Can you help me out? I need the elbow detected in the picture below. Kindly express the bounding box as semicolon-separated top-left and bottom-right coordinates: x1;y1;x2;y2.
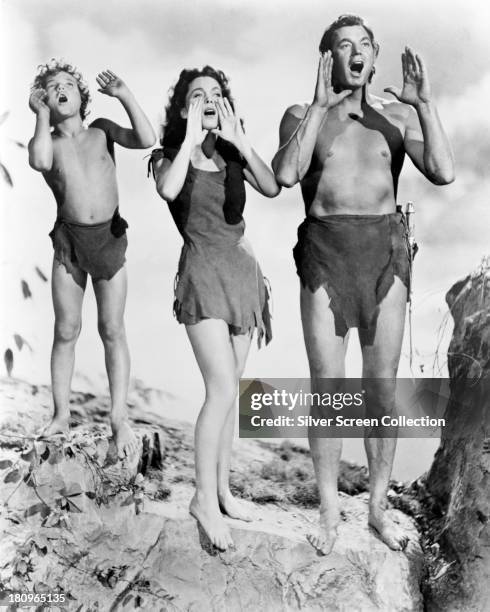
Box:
156;183;176;203
28;156;51;172
141;133;157;149
264;183;282;198
275;172;298;189
430;169;455;186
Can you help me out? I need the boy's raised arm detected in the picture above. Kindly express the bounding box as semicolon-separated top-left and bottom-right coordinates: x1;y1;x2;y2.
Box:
91;70;155;149
28;89;53;172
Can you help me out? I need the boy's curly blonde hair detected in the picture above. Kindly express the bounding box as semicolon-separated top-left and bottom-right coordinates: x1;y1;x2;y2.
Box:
32;59;91;120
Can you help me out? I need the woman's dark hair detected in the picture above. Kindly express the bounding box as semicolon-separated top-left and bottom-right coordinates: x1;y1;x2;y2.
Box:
162;65;234;147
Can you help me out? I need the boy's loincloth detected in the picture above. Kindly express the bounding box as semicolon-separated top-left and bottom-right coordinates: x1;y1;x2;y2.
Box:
293;212;410;345
49;207;128;286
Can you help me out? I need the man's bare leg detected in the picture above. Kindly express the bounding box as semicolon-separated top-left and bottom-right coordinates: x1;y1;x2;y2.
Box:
360;277;409;551
217;331;253;522
186;319;237;550
43;258;87;437
93;266;137;459
301;285;350;555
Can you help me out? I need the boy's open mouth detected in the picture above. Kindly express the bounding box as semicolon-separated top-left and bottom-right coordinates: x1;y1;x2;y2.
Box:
349;60;364;74
58;94;68;103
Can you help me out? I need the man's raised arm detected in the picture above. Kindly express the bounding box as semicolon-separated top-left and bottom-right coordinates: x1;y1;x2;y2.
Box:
384;47;455;185
272;51;351;187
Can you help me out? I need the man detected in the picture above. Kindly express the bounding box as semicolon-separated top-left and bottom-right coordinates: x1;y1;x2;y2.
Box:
28;61;155;458
272;15;454;553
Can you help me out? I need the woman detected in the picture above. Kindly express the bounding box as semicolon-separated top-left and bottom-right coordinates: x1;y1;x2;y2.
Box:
150;66;279;550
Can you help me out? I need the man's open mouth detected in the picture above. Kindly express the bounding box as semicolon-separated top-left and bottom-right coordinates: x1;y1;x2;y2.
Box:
349;61;364;74
58;94;68;103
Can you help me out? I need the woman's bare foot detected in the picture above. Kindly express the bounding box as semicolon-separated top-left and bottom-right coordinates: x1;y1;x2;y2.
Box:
37;415;69;440
218;490;253;522
369;508;409;551
307;504;340;555
189;494;234;551
111;419;138;460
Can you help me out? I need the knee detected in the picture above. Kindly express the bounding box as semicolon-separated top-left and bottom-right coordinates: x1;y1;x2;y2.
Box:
205;379;237;408
309;355;344;379
98;319;125;343
54;319;81;343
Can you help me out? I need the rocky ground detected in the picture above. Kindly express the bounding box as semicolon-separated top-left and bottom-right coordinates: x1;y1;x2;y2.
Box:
0;378;425;611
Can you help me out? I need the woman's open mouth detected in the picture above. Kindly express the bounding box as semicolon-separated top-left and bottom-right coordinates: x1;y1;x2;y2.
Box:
203;108;216;117
58;93;68;103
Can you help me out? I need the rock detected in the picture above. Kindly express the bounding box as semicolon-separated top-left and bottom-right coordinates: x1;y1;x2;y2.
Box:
424;261;490;611
0;379;424;611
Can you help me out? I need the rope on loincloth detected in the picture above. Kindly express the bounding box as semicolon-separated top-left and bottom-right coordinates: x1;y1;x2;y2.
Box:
398;201;419;372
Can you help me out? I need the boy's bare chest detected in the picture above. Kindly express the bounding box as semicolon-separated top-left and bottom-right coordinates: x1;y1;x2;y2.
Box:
51;131;114;180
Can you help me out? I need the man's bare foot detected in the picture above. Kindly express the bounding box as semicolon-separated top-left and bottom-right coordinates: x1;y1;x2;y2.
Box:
37;415;69;440
189;494;234;551
307;505;340;555
111;419;138;460
218;491;253;522
369;509;409;551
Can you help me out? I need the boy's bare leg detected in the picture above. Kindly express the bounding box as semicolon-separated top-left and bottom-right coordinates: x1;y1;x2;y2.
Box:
43;258;87;437
217;331;253;522
92;266;137;459
186;319;238;551
301;285;350;555
360;277;409;551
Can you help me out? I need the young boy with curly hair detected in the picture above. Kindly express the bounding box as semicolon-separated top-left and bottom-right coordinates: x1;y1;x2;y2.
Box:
28;60;155;458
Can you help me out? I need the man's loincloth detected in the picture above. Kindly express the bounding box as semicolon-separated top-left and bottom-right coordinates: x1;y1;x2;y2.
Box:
293;212;410;345
49;207;128;286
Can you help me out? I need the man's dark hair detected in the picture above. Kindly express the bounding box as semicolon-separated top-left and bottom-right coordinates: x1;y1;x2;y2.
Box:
319;14;379;55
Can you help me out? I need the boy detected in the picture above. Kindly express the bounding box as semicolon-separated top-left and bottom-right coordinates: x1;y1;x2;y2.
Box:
28;60;155;458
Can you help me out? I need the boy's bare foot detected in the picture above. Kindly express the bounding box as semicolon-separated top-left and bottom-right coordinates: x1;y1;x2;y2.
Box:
218;491;253;522
369;509;409;551
189;494;234;551
307;505;340;555
37;415;69;440
111;419;138;460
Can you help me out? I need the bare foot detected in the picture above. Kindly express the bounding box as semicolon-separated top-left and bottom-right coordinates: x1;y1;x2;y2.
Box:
111;420;138;460
37;415;69;440
369;510;409;551
218;491;253;522
307;505;340;555
189;494;234;551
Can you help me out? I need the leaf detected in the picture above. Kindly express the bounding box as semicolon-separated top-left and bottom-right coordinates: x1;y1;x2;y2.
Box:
67;499;82;513
20;448;36;463
4;469;21;483
14;334;33;353
25;502;49;518
35;266;48;282
0;161;13;187
13;140;26;149
120;494;134;507
60;482;83;497
40;446;50;462
0;459;13;470
4;349;13;376
0;110;9;126
85;491;96;500
21;280;32;299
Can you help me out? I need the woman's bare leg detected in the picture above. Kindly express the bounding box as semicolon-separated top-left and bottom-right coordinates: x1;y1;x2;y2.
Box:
186;319;238;550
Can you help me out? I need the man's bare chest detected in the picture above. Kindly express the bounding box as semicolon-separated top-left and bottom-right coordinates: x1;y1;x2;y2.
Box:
313;112;405;167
